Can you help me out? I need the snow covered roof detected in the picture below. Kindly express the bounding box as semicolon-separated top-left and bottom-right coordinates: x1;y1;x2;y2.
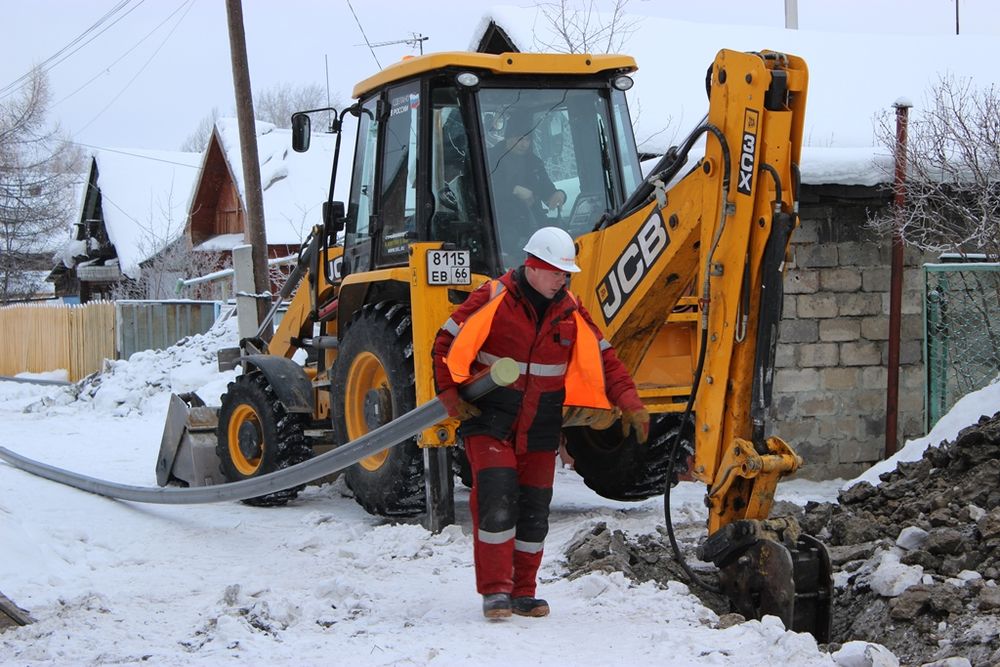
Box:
212;118;348;244
473;7;997;186
86;148;202;278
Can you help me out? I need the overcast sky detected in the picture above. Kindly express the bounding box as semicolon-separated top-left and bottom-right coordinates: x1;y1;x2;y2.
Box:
3;0;996;152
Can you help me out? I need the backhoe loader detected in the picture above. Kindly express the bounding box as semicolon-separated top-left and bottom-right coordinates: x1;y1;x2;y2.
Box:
163;49;830;637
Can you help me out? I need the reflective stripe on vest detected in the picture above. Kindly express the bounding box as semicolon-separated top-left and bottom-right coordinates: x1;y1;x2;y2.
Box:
476;351;567;378
444;280;612;410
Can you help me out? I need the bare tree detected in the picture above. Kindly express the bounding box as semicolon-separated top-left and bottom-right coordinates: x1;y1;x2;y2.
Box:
180;107;221;153
0;68;75;303
868;75;1000;257
534;0;639;54
107;184;232;301
255;82;335;129
180;83;341;152
113;236;230;301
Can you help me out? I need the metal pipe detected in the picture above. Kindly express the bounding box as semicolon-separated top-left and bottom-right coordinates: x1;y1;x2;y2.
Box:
784;0;798;29
0;359;519;505
885;100;911;459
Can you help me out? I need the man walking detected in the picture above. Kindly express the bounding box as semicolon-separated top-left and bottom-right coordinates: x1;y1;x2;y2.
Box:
432;226;649;619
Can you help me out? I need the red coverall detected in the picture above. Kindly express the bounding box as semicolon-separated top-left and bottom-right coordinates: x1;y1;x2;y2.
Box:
432;267;644;598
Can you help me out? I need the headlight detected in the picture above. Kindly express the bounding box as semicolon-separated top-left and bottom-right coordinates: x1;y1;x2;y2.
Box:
612;75;634;91
456;72;480;88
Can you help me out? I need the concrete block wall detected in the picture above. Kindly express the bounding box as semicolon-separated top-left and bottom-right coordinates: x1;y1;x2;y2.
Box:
766;188;925;480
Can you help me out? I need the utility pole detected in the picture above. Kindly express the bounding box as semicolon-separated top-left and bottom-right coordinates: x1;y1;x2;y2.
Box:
225;0;271;338
784;0;798;29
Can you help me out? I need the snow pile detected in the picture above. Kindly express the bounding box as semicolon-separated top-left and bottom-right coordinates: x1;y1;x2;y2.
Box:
22;314;239;418
848;379;1000;489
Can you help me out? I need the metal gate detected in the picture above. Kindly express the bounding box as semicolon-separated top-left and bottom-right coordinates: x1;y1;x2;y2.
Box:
924;261;1000;429
115;300;221;361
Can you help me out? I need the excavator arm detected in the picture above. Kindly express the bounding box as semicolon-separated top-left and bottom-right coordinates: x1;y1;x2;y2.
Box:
572;49;831;639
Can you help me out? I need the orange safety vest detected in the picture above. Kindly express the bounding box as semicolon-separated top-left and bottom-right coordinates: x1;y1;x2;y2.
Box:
445;280;612;410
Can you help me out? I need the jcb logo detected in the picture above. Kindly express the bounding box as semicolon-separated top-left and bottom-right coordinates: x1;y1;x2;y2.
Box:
737;108;759;195
597;212;670;324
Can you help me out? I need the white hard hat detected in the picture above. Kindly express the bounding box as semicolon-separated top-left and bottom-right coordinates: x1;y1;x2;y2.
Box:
523;227;580;273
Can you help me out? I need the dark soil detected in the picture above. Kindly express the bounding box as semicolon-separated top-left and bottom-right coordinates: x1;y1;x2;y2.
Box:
564;412;1000;667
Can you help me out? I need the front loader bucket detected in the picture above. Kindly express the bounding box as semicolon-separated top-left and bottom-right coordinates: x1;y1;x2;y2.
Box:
155;393;223;487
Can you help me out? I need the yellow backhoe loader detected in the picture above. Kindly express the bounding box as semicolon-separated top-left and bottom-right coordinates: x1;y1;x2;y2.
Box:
160;48;830;638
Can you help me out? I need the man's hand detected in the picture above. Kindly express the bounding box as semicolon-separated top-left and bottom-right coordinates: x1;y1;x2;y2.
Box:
546;189;567;209
621;407;650;444
438;387;481;421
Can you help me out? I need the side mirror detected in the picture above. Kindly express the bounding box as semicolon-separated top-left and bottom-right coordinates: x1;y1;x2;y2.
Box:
291;113;311;152
324;200;346;233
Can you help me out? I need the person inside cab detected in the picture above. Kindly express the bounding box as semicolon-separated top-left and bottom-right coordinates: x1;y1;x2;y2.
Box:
490;112;567;260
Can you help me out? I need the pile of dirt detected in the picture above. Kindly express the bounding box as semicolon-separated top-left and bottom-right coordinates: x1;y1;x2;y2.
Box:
563;412;1000;667
800;411;1000;666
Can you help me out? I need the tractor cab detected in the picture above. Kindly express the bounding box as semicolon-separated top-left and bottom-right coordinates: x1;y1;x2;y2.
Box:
298;52;643;280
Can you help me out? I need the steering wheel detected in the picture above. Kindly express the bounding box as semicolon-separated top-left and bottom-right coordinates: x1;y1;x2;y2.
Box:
438;184;459;212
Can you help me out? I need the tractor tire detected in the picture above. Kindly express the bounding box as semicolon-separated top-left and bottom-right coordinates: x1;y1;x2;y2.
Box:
216;371;313;506
564;413;693;501
332;301;425;517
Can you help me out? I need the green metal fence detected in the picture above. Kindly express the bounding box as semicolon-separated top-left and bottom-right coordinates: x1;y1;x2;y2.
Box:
924;261;1000;429
115;300;221;361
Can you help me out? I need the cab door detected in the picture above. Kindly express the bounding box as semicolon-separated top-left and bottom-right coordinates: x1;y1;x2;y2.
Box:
376;80;422;266
342;80;423;274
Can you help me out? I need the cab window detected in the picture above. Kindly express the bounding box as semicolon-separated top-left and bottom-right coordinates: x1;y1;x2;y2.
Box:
344;96;379;275
429;85;490;275
378;81;420;264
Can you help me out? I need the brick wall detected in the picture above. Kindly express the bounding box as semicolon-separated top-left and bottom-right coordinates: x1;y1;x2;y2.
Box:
767;184;926;480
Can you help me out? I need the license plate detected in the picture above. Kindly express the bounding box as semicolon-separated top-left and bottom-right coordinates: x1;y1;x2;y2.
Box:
426;249;471;285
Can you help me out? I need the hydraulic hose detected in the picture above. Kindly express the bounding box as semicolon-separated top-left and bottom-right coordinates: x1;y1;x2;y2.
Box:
662;123;733;597
0;359;519;506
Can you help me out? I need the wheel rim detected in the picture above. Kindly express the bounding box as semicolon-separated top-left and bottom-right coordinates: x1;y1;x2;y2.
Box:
345;351;392;471
228;403;264;476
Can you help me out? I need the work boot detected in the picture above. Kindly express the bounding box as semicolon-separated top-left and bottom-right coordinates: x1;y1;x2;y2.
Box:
511;596;550;617
482;593;512;619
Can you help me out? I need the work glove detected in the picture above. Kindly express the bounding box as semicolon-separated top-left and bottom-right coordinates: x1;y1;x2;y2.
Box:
438;387;481;421
620;407;650;444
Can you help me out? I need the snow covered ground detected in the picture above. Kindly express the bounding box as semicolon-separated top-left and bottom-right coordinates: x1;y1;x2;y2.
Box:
1;317;993;666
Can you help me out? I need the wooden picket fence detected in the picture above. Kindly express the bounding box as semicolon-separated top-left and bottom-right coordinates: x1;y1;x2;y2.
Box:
0;301;116;381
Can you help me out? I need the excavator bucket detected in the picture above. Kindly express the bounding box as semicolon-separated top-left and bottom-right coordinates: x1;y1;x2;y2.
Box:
700;519;833;642
155;392;224;487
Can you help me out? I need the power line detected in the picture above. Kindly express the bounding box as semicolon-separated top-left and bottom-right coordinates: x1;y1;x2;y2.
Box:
70;141;203;169
0;0;131;97
72;0;195;139
345;0;381;69
52;0;191;109
0;0;146;100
